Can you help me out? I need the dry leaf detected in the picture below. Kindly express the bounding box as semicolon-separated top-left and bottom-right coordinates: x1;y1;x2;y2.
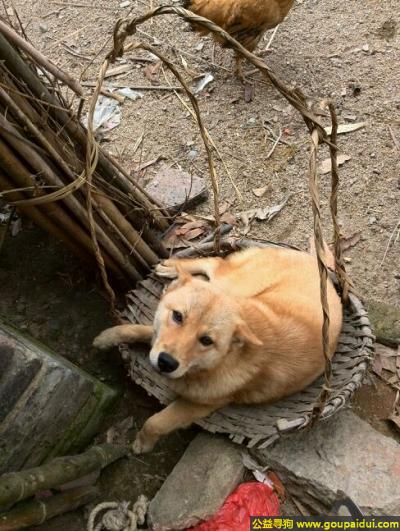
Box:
252;185;269;197
181;227;205;241
104;64;132;78
175;220;208;234
372;355;383;376
324;122;367;135
320;154;352;175
380;356;397;373
338;231;361;252
327;231;362;255
375;344;399;357
220;212;237;225
239;194;290;223
162;221;208;249
267;471;286;500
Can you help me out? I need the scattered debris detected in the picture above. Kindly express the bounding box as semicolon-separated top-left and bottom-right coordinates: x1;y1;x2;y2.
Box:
238;194;290;234
119;0;131;7
144;60;162;84
252;185;269;197
320;154;351;175
85;95;121;135
162;219;209;249
116;87;143;101
372;344;400;385
388;126;399;151
104;64;133;79
193;72;214;94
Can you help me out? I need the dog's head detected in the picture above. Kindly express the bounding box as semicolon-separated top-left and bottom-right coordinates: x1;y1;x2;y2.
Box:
149;266;262;379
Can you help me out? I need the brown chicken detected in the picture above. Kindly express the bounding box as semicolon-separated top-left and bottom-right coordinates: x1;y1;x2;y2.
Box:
182;0;295;80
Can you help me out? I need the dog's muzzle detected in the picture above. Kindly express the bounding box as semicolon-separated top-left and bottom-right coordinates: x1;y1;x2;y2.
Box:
157;352;180;374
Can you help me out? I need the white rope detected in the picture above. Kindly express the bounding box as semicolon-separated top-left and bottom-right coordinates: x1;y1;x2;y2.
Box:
87;496;149;531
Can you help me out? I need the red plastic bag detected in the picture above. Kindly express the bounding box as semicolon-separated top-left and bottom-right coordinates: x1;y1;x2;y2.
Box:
189;481;280;531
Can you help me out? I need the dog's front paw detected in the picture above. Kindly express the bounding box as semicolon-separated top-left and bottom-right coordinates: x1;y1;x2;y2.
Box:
155;259;179;279
92;328;121;350
131;431;157;454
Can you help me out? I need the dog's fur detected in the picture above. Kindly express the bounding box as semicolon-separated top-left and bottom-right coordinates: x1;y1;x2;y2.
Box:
93;247;343;453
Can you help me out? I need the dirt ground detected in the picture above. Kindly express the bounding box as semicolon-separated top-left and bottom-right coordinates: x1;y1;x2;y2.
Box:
1;0;399;527
10;0;400;305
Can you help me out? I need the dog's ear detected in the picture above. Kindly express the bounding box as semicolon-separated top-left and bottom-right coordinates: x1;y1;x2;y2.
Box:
165;263;191;294
234;321;263;347
175;263;191;284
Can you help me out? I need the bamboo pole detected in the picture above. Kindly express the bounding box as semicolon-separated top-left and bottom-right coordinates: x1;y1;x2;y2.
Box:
0;32;168;232
0;444;126;512
0;486;99;530
0;80;155;272
0;134;128;280
0;172;92;265
94;192;159;266
0;118;141;281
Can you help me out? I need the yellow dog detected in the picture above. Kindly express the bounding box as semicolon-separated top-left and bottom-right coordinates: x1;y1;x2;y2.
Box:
94;247;342;453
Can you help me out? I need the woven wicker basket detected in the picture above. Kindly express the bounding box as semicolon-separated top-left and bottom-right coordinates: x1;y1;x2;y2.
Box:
121;238;375;450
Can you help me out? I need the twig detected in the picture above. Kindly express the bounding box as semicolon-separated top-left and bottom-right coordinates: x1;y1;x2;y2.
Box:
81;81;182;91
50;1;115;9
263;25;279;52
0;19;83;96
100;88;125;102
380;218;400;266
265;128;282;159
388;126;400;151
61;42;93;61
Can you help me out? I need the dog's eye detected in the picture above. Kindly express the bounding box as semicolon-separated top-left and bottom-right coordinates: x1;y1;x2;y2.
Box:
172;310;183;324
199;335;213;346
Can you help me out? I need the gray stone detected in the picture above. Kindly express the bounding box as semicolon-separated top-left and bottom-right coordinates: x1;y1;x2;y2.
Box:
367;299;400;346
145;164;208;213
148;433;245;530
254;410;400;515
0;320;118;473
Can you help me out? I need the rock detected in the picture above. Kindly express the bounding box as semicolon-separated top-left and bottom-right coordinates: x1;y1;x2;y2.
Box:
145;164;208;213
0;320;118;474
254;410;400;515
148;433;245;530
367;299;400;346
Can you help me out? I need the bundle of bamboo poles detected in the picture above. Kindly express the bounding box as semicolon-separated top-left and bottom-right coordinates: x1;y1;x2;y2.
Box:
0;19;169;289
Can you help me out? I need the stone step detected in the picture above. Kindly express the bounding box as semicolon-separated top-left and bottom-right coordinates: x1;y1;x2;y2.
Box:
0;320;118;474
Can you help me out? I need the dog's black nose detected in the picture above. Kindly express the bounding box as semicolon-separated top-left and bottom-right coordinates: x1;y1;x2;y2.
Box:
158;352;179;373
